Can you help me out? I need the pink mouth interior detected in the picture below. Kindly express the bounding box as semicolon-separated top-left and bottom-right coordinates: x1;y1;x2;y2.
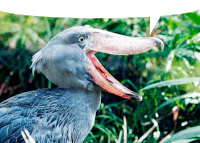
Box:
88;53;142;101
89;55;111;82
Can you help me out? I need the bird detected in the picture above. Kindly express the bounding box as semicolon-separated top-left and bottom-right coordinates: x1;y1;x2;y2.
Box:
0;25;164;143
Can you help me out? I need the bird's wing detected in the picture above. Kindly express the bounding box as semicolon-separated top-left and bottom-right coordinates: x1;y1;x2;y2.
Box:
0;89;63;143
0;88;92;143
0;89;47;143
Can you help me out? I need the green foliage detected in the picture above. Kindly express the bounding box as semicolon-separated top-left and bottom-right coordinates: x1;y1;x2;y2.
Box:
1;10;200;143
165;126;200;143
142;77;200;90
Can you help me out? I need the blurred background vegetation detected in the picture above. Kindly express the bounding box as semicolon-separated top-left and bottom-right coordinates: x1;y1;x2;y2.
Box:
0;10;200;143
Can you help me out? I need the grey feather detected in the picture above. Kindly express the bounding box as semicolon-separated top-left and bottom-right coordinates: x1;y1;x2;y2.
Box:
0;88;101;143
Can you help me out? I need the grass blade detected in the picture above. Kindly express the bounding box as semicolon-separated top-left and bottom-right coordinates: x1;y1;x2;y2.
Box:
153;92;200;114
142;77;200;91
165;126;200;143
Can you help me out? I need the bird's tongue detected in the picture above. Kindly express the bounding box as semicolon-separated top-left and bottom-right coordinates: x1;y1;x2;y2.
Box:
88;55;142;101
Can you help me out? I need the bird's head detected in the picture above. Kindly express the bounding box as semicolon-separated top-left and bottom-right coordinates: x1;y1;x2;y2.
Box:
31;25;164;101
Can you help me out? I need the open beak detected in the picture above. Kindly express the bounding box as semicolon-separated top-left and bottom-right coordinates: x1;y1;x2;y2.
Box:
84;27;164;101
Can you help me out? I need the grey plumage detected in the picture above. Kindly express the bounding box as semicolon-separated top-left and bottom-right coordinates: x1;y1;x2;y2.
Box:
0;88;100;143
0;25;164;143
0;26;100;143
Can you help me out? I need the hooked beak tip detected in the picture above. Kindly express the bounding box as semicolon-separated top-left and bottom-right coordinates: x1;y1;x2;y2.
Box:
128;93;143;101
152;37;164;52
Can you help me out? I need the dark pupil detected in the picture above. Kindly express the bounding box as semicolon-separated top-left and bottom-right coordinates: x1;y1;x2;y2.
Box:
80;37;84;42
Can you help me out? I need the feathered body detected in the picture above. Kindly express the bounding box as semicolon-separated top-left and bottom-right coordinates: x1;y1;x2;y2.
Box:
0;88;100;143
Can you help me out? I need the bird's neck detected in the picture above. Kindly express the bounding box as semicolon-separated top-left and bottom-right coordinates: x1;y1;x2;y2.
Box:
62;87;102;113
84;89;102;113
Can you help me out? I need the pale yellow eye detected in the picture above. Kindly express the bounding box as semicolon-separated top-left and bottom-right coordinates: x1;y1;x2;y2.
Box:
79;36;85;42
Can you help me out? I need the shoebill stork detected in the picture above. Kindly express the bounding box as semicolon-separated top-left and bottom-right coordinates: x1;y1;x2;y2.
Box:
0;25;164;143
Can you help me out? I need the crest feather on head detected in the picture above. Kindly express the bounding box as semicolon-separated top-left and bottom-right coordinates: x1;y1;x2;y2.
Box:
30;50;45;75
